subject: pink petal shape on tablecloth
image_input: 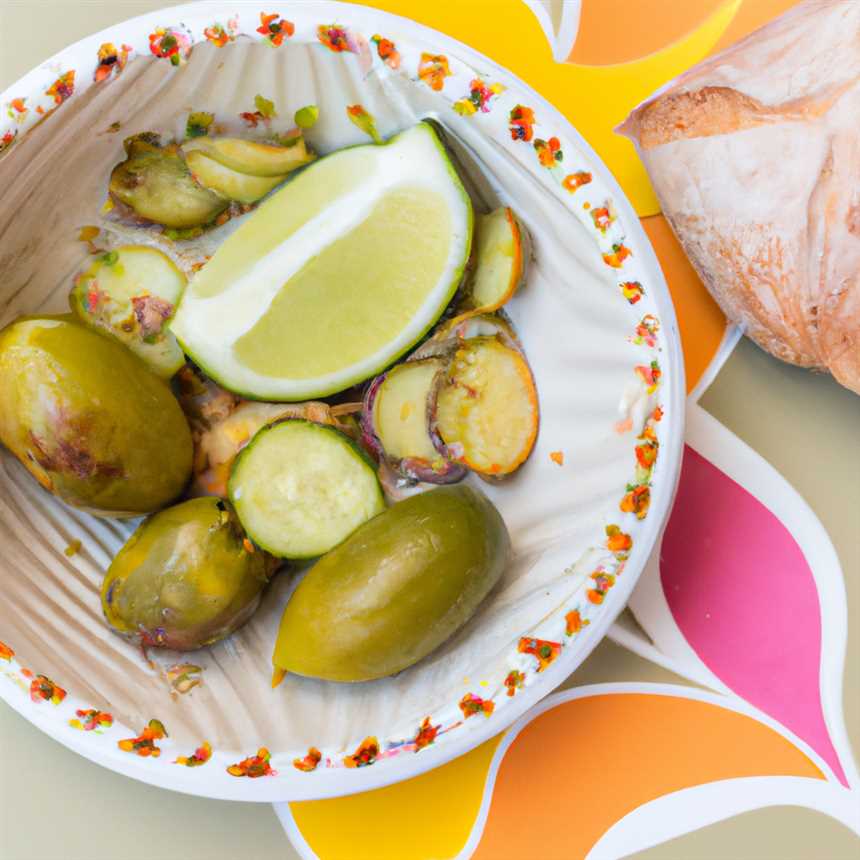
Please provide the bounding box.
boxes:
[660,445,847,784]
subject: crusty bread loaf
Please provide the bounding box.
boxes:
[619,0,860,394]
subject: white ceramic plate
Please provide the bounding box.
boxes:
[0,1,684,800]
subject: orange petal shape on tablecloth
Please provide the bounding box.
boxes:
[282,687,824,860]
[566,0,797,67]
[567,0,733,66]
[469,690,823,859]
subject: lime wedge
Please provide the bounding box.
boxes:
[171,123,473,400]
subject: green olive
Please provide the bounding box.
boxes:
[102,497,277,651]
[109,134,228,228]
[273,485,510,682]
[0,315,192,515]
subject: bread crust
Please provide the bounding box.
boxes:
[620,0,860,393]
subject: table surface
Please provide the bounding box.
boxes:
[1,3,858,860]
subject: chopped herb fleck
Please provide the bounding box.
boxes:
[294,105,319,129]
[254,94,276,119]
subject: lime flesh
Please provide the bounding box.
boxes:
[235,187,452,378]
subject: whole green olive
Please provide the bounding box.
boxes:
[0,315,192,515]
[102,497,277,651]
[273,485,510,682]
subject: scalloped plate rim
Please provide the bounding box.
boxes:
[0,0,685,801]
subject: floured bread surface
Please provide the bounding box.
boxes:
[620,0,860,392]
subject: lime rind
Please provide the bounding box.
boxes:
[171,123,473,401]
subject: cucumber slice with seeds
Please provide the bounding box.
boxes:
[460,207,529,314]
[69,245,186,378]
[184,150,287,204]
[435,335,539,477]
[182,136,314,178]
[362,358,466,484]
[228,419,384,559]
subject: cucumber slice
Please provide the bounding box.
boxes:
[228,419,384,558]
[375,360,441,462]
[69,245,186,378]
[362,359,466,484]
[182,136,314,177]
[184,150,286,204]
[435,335,539,477]
[192,399,361,498]
[460,207,529,314]
[410,309,523,362]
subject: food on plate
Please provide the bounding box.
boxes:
[175,363,240,436]
[228,419,385,558]
[182,135,314,177]
[272,485,510,682]
[110,131,316,226]
[411,309,524,361]
[2,118,542,674]
[460,207,529,314]
[183,150,288,204]
[435,335,539,476]
[619,0,860,395]
[109,134,228,228]
[191,398,362,497]
[361,359,466,484]
[0,316,192,515]
[69,245,186,377]
[170,122,473,401]
[101,497,276,650]
[362,306,536,488]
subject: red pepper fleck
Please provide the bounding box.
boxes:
[227,747,275,777]
[620,484,651,519]
[504,670,525,696]
[635,440,658,470]
[562,171,592,192]
[459,693,495,718]
[603,243,632,268]
[517,637,562,672]
[45,71,75,105]
[293,746,322,772]
[257,13,294,46]
[605,524,632,555]
[30,674,66,705]
[509,105,535,142]
[175,741,212,767]
[318,24,353,53]
[344,736,380,768]
[118,719,167,757]
[70,708,113,731]
[418,53,451,91]
[565,609,588,636]
[534,136,562,168]
[620,281,644,304]
[371,34,400,69]
[413,717,439,750]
